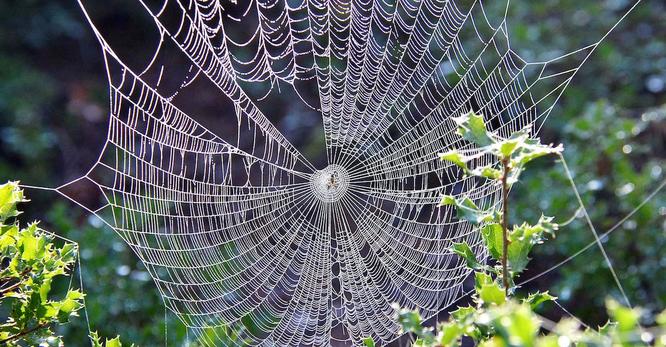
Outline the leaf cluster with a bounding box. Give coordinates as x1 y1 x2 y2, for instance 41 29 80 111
399 293 666 347
90 331 134 347
0 182 84 346
439 111 563 184
372 113 666 346
440 111 562 288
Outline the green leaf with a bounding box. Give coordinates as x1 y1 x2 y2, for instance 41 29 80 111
497 303 540 346
362 337 376 347
450 305 476 322
478 282 506 306
507 216 558 274
453 111 493 147
474 271 494 289
90 332 103 347
439 150 469 171
0 181 25 223
535 335 561 347
606 299 641 332
510 142 563 168
438 321 462 346
396 308 424 333
39 279 52 303
106 336 123 347
474 272 505 306
439 195 456 206
440 195 491 224
470 166 502 180
496 132 528 159
451 242 481 270
480 223 503 262
523 291 557 310
20 227 39 261
56 289 84 323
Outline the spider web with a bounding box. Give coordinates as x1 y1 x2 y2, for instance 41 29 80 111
25 0 650 345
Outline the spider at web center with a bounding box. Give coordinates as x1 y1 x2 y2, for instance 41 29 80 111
309 164 350 203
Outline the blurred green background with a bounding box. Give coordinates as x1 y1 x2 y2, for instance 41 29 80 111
0 0 664 345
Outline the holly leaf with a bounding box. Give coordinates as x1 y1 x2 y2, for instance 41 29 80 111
523 291 557 310
480 223 503 262
105 336 123 347
440 195 491 224
55 289 84 323
511 141 563 168
450 305 476 322
0 181 25 223
439 150 469 172
606 299 642 332
496 132 528 158
452 111 493 147
451 242 481 270
470 165 502 180
437 321 462 347
507 216 558 274
474 272 505 306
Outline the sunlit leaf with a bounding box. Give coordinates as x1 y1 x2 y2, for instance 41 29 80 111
453 111 493 147
451 242 481 270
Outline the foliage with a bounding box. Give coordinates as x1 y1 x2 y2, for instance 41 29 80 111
439 111 562 291
379 114 666 346
47 203 186 344
0 1 664 345
515 101 666 322
0 182 84 346
503 0 666 323
90 331 133 347
396 295 666 347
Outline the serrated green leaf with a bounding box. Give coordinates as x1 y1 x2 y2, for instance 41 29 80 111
362 337 376 347
439 195 456 206
438 321 462 346
480 223 503 262
441 195 491 224
439 150 469 171
56 289 84 323
497 135 527 159
507 216 558 274
478 281 506 306
524 291 557 310
451 242 481 270
511 142 563 168
90 332 104 347
474 272 505 306
453 111 493 147
21 229 39 261
450 305 476 321
470 166 502 180
494 303 540 345
0 181 25 223
474 271 494 289
106 336 123 347
606 299 641 332
39 279 52 303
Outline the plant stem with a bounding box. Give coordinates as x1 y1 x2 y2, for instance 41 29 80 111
0 322 48 344
500 157 510 295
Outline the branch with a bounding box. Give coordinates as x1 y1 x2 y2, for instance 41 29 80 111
0 322 49 344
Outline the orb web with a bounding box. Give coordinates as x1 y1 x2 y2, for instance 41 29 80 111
63 0 621 345
310 165 350 203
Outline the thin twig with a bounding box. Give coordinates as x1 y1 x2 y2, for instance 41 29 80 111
0 322 49 344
